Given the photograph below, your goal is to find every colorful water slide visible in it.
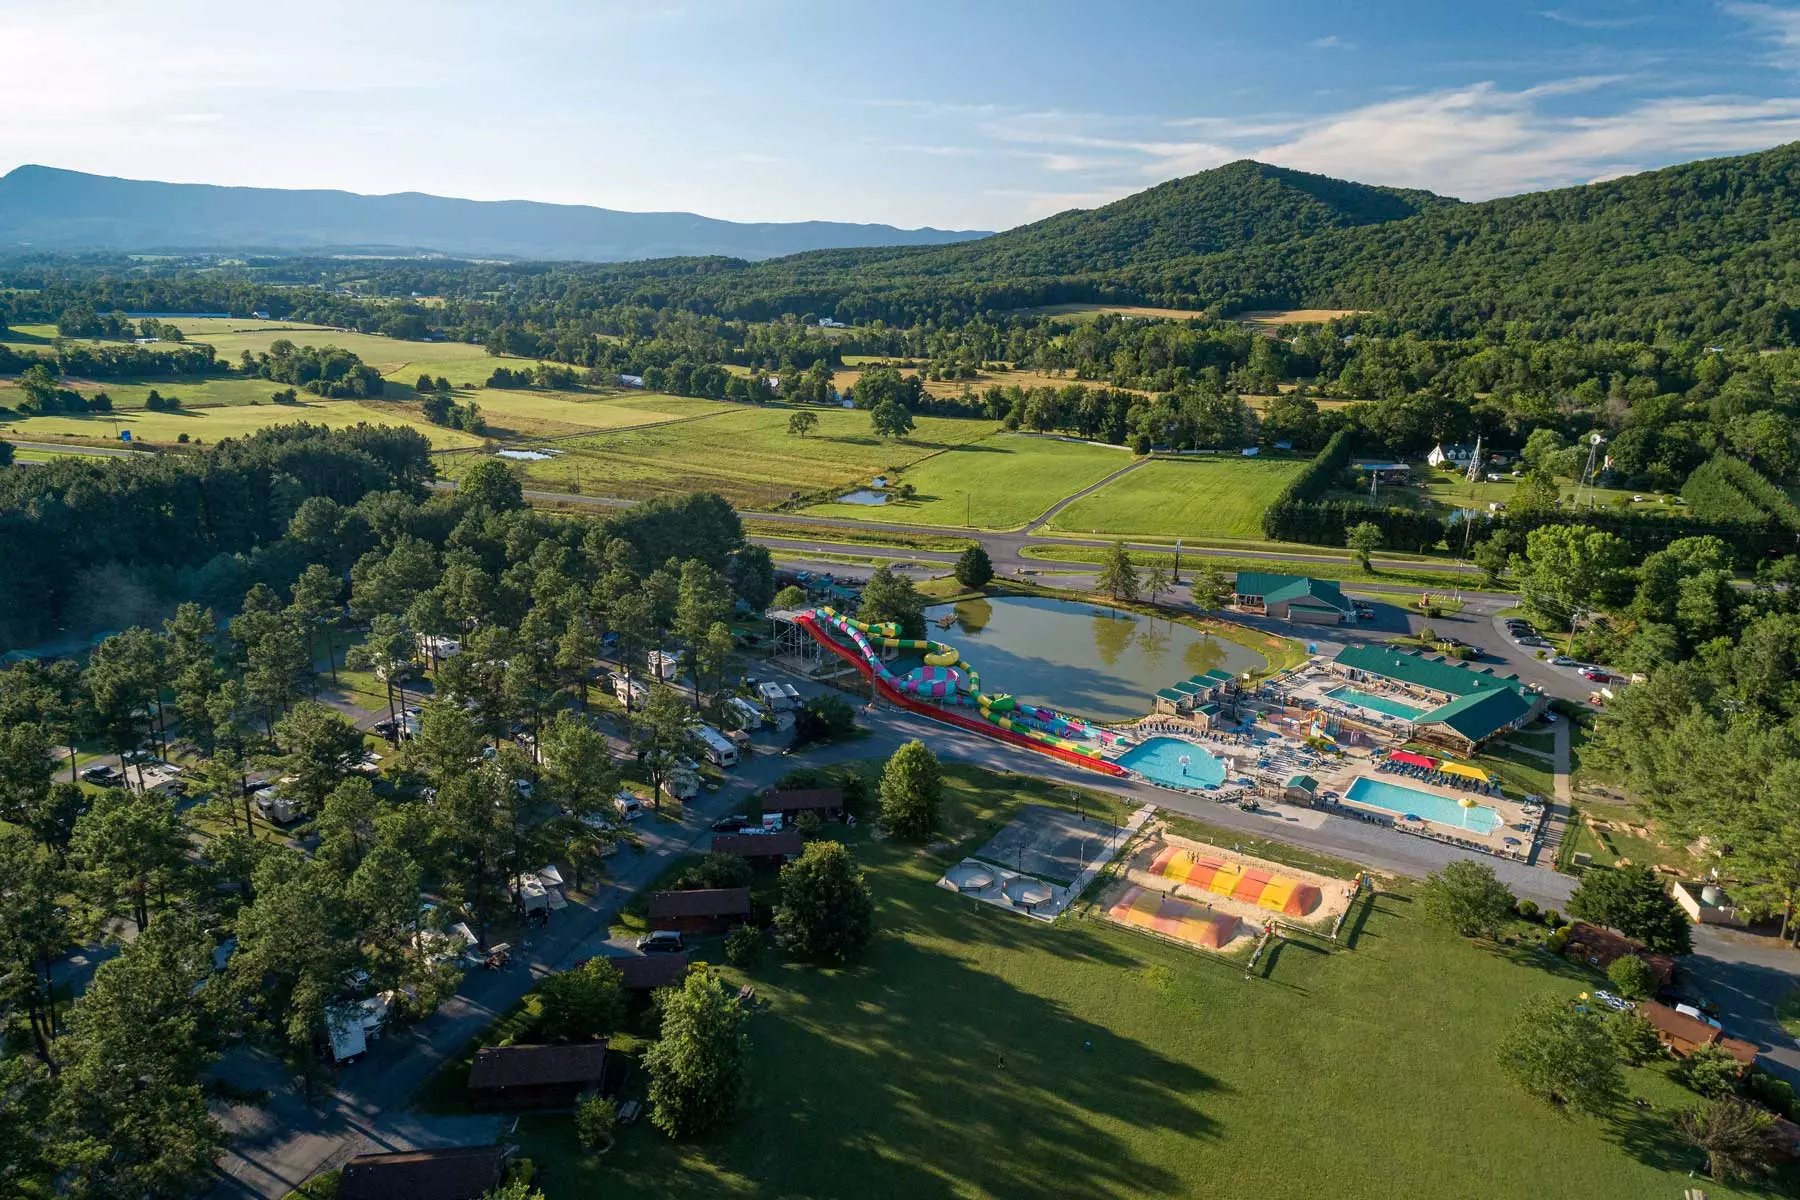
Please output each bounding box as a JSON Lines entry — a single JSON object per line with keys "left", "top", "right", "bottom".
{"left": 794, "top": 607, "right": 1129, "bottom": 777}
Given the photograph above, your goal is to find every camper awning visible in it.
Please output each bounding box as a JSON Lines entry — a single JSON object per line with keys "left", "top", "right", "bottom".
{"left": 1437, "top": 761, "right": 1491, "bottom": 782}
{"left": 1387, "top": 750, "right": 1436, "bottom": 770}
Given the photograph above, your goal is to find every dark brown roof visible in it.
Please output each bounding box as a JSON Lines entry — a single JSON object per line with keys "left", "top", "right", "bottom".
{"left": 1638, "top": 1001, "right": 1724, "bottom": 1050}
{"left": 609, "top": 953, "right": 688, "bottom": 991}
{"left": 1565, "top": 921, "right": 1677, "bottom": 979}
{"left": 648, "top": 887, "right": 751, "bottom": 920}
{"left": 338, "top": 1145, "right": 507, "bottom": 1200}
{"left": 467, "top": 1042, "right": 608, "bottom": 1092}
{"left": 1721, "top": 1035, "right": 1760, "bottom": 1066}
{"left": 764, "top": 788, "right": 843, "bottom": 811}
{"left": 711, "top": 830, "right": 804, "bottom": 858}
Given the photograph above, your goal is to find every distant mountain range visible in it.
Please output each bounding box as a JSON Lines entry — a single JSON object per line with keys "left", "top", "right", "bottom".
{"left": 0, "top": 165, "right": 991, "bottom": 261}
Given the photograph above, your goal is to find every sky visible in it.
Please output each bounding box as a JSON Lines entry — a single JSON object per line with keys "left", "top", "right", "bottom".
{"left": 5, "top": 0, "right": 1800, "bottom": 231}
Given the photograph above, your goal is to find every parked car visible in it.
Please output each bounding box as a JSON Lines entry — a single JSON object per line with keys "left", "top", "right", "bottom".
{"left": 638, "top": 930, "right": 684, "bottom": 954}
{"left": 1520, "top": 637, "right": 1552, "bottom": 649}
{"left": 80, "top": 764, "right": 123, "bottom": 786}
{"left": 1582, "top": 669, "right": 1610, "bottom": 682}
{"left": 711, "top": 814, "right": 752, "bottom": 833}
{"left": 1551, "top": 655, "right": 1577, "bottom": 666}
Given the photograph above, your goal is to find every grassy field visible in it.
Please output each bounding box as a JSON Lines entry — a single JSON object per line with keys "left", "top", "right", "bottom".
{"left": 1400, "top": 466, "right": 1682, "bottom": 520}
{"left": 1017, "top": 544, "right": 1481, "bottom": 590}
{"left": 0, "top": 397, "right": 485, "bottom": 449}
{"left": 1011, "top": 302, "right": 1213, "bottom": 321}
{"left": 510, "top": 761, "right": 1754, "bottom": 1200}
{"left": 743, "top": 519, "right": 979, "bottom": 553}
{"left": 831, "top": 362, "right": 1147, "bottom": 403}
{"left": 802, "top": 434, "right": 1131, "bottom": 529}
{"left": 446, "top": 390, "right": 737, "bottom": 439}
{"left": 439, "top": 406, "right": 999, "bottom": 508}
{"left": 1045, "top": 457, "right": 1307, "bottom": 540}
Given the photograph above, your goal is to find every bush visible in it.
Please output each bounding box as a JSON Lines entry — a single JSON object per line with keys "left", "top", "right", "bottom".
{"left": 724, "top": 922, "right": 763, "bottom": 968}
{"left": 574, "top": 1092, "right": 618, "bottom": 1153}
{"left": 1606, "top": 953, "right": 1656, "bottom": 1001}
{"left": 954, "top": 545, "right": 994, "bottom": 588}
{"left": 673, "top": 853, "right": 753, "bottom": 891}
{"left": 536, "top": 959, "right": 626, "bottom": 1043}
{"left": 792, "top": 810, "right": 822, "bottom": 839}
{"left": 1745, "top": 1066, "right": 1797, "bottom": 1120}
{"left": 1677, "top": 1044, "right": 1748, "bottom": 1099}
{"left": 774, "top": 840, "right": 875, "bottom": 963}
{"left": 1418, "top": 859, "right": 1515, "bottom": 939}
{"left": 1608, "top": 1011, "right": 1664, "bottom": 1066}
{"left": 1543, "top": 909, "right": 1563, "bottom": 928}
{"left": 1567, "top": 863, "right": 1693, "bottom": 954}
{"left": 1545, "top": 928, "right": 1570, "bottom": 954}
{"left": 1515, "top": 898, "right": 1540, "bottom": 922}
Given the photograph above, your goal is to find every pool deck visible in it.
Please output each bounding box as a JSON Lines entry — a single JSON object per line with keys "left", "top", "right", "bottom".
{"left": 1326, "top": 765, "right": 1538, "bottom": 856}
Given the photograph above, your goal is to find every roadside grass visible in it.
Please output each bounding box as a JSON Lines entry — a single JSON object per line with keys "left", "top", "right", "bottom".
{"left": 450, "top": 406, "right": 996, "bottom": 509}
{"left": 800, "top": 434, "right": 1130, "bottom": 530}
{"left": 510, "top": 759, "right": 1753, "bottom": 1200}
{"left": 742, "top": 518, "right": 978, "bottom": 554}
{"left": 1044, "top": 456, "right": 1306, "bottom": 540}
{"left": 1018, "top": 544, "right": 1481, "bottom": 590}
{"left": 1779, "top": 989, "right": 1800, "bottom": 1040}
{"left": 1498, "top": 730, "right": 1556, "bottom": 755}
{"left": 0, "top": 397, "right": 484, "bottom": 449}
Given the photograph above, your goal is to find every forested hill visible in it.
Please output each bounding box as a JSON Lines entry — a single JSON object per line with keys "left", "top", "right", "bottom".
{"left": 0, "top": 165, "right": 990, "bottom": 262}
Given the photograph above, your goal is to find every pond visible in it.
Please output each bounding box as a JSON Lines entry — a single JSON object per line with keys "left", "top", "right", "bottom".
{"left": 925, "top": 594, "right": 1265, "bottom": 723}
{"left": 495, "top": 448, "right": 560, "bottom": 461}
{"left": 836, "top": 489, "right": 889, "bottom": 505}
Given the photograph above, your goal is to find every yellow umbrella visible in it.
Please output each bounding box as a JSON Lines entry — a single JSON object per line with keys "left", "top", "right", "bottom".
{"left": 1438, "top": 761, "right": 1491, "bottom": 783}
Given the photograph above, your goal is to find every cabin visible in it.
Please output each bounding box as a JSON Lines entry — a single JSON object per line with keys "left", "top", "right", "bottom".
{"left": 710, "top": 829, "right": 804, "bottom": 866}
{"left": 1563, "top": 921, "right": 1677, "bottom": 985}
{"left": 609, "top": 953, "right": 689, "bottom": 992}
{"left": 763, "top": 788, "right": 844, "bottom": 820}
{"left": 467, "top": 1042, "right": 610, "bottom": 1110}
{"left": 1637, "top": 1001, "right": 1758, "bottom": 1071}
{"left": 1231, "top": 572, "right": 1358, "bottom": 625}
{"left": 646, "top": 887, "right": 752, "bottom": 932}
{"left": 338, "top": 1145, "right": 511, "bottom": 1200}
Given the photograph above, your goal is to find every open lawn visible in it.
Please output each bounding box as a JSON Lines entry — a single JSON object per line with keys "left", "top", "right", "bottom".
{"left": 803, "top": 434, "right": 1131, "bottom": 529}
{"left": 1044, "top": 456, "right": 1307, "bottom": 540}
{"left": 1017, "top": 544, "right": 1479, "bottom": 590}
{"left": 1237, "top": 307, "right": 1368, "bottom": 324}
{"left": 512, "top": 761, "right": 1756, "bottom": 1200}
{"left": 448, "top": 389, "right": 737, "bottom": 439}
{"left": 0, "top": 397, "right": 485, "bottom": 449}
{"left": 161, "top": 320, "right": 544, "bottom": 381}
{"left": 831, "top": 362, "right": 1147, "bottom": 403}
{"left": 1010, "top": 302, "right": 1213, "bottom": 321}
{"left": 1395, "top": 466, "right": 1683, "bottom": 520}
{"left": 440, "top": 406, "right": 998, "bottom": 508}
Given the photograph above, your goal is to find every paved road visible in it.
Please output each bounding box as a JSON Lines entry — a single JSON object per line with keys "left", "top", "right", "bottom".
{"left": 8, "top": 439, "right": 151, "bottom": 459}
{"left": 1024, "top": 454, "right": 1144, "bottom": 532}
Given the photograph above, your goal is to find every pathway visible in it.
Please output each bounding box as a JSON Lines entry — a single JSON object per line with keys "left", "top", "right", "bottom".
{"left": 1023, "top": 456, "right": 1147, "bottom": 533}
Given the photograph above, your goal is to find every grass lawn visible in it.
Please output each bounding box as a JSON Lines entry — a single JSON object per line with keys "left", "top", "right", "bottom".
{"left": 1475, "top": 744, "right": 1557, "bottom": 798}
{"left": 437, "top": 389, "right": 736, "bottom": 439}
{"left": 1400, "top": 466, "right": 1683, "bottom": 521}
{"left": 1044, "top": 457, "right": 1306, "bottom": 540}
{"left": 446, "top": 406, "right": 997, "bottom": 509}
{"left": 0, "top": 397, "right": 485, "bottom": 449}
{"left": 510, "top": 760, "right": 1758, "bottom": 1200}
{"left": 1019, "top": 544, "right": 1479, "bottom": 590}
{"left": 803, "top": 434, "right": 1130, "bottom": 530}
{"left": 743, "top": 519, "right": 978, "bottom": 553}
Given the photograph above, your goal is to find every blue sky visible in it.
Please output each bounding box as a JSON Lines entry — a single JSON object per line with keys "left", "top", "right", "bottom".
{"left": 6, "top": 0, "right": 1800, "bottom": 230}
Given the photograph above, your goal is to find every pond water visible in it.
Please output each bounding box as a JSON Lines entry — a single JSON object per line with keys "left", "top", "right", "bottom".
{"left": 495, "top": 448, "right": 559, "bottom": 461}
{"left": 926, "top": 594, "right": 1265, "bottom": 723}
{"left": 836, "top": 489, "right": 889, "bottom": 505}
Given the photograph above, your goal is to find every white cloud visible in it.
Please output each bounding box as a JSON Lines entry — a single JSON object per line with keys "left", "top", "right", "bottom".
{"left": 1308, "top": 35, "right": 1353, "bottom": 50}
{"left": 1539, "top": 8, "right": 1648, "bottom": 30}
{"left": 1729, "top": 2, "right": 1800, "bottom": 65}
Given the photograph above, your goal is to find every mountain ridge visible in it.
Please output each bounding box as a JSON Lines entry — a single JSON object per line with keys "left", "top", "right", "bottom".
{"left": 0, "top": 165, "right": 991, "bottom": 262}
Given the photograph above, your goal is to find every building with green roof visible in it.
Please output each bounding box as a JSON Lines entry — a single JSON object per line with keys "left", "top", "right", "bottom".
{"left": 1232, "top": 572, "right": 1358, "bottom": 625}
{"left": 1327, "top": 644, "right": 1545, "bottom": 751}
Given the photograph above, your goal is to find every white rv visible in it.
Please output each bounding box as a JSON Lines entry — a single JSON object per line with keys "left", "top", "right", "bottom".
{"left": 326, "top": 993, "right": 392, "bottom": 1064}
{"left": 611, "top": 673, "right": 649, "bottom": 707}
{"left": 757, "top": 681, "right": 802, "bottom": 711}
{"left": 648, "top": 648, "right": 680, "bottom": 681}
{"left": 725, "top": 696, "right": 766, "bottom": 731}
{"left": 695, "top": 724, "right": 738, "bottom": 768}
{"left": 661, "top": 758, "right": 701, "bottom": 803}
{"left": 254, "top": 779, "right": 300, "bottom": 825}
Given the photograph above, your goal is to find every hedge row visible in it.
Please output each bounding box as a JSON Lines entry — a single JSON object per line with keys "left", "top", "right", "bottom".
{"left": 1263, "top": 499, "right": 1448, "bottom": 553}
{"left": 1681, "top": 454, "right": 1800, "bottom": 532}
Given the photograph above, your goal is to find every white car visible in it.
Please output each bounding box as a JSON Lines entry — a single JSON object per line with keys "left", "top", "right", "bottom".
{"left": 1551, "top": 655, "right": 1577, "bottom": 666}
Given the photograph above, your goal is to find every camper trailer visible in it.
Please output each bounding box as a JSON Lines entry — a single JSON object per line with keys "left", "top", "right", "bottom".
{"left": 648, "top": 649, "right": 680, "bottom": 682}
{"left": 254, "top": 779, "right": 300, "bottom": 825}
{"left": 757, "top": 681, "right": 802, "bottom": 711}
{"left": 326, "top": 993, "right": 392, "bottom": 1064}
{"left": 695, "top": 725, "right": 739, "bottom": 768}
{"left": 614, "top": 791, "right": 647, "bottom": 821}
{"left": 610, "top": 673, "right": 649, "bottom": 707}
{"left": 725, "top": 696, "right": 766, "bottom": 731}
{"left": 661, "top": 758, "right": 702, "bottom": 803}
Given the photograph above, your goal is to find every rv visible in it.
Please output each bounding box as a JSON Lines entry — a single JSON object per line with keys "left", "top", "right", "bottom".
{"left": 614, "top": 791, "right": 647, "bottom": 821}
{"left": 610, "top": 673, "right": 649, "bottom": 707}
{"left": 326, "top": 993, "right": 392, "bottom": 1064}
{"left": 757, "top": 680, "right": 802, "bottom": 711}
{"left": 661, "top": 757, "right": 702, "bottom": 803}
{"left": 695, "top": 724, "right": 739, "bottom": 768}
{"left": 254, "top": 779, "right": 300, "bottom": 825}
{"left": 724, "top": 696, "right": 766, "bottom": 731}
{"left": 648, "top": 648, "right": 680, "bottom": 681}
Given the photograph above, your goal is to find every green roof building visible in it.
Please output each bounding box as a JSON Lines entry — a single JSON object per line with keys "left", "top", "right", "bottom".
{"left": 1329, "top": 644, "right": 1545, "bottom": 751}
{"left": 1232, "top": 572, "right": 1358, "bottom": 625}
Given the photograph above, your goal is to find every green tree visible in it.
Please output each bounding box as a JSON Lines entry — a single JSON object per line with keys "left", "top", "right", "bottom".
{"left": 772, "top": 584, "right": 808, "bottom": 610}
{"left": 869, "top": 398, "right": 915, "bottom": 439}
{"left": 1566, "top": 864, "right": 1692, "bottom": 954}
{"left": 954, "top": 544, "right": 995, "bottom": 589}
{"left": 774, "top": 840, "right": 875, "bottom": 964}
{"left": 1346, "top": 521, "right": 1383, "bottom": 570}
{"left": 633, "top": 685, "right": 700, "bottom": 807}
{"left": 70, "top": 789, "right": 186, "bottom": 933}
{"left": 1510, "top": 469, "right": 1564, "bottom": 517}
{"left": 1677, "top": 1043, "right": 1747, "bottom": 1099}
{"left": 879, "top": 740, "right": 942, "bottom": 841}
{"left": 0, "top": 832, "right": 69, "bottom": 1064}
{"left": 270, "top": 700, "right": 366, "bottom": 815}
{"left": 460, "top": 459, "right": 525, "bottom": 511}
{"left": 1496, "top": 996, "right": 1623, "bottom": 1116}
{"left": 537, "top": 958, "right": 628, "bottom": 1043}
{"left": 1142, "top": 563, "right": 1172, "bottom": 604}
{"left": 1675, "top": 1097, "right": 1786, "bottom": 1183}
{"left": 1607, "top": 1010, "right": 1663, "bottom": 1065}
{"left": 345, "top": 612, "right": 416, "bottom": 728}
{"left": 643, "top": 968, "right": 750, "bottom": 1138}
{"left": 1417, "top": 859, "right": 1515, "bottom": 939}
{"left": 291, "top": 563, "right": 346, "bottom": 685}
{"left": 1095, "top": 541, "right": 1140, "bottom": 603}
{"left": 1518, "top": 524, "right": 1631, "bottom": 634}
{"left": 1189, "top": 561, "right": 1230, "bottom": 612}
{"left": 574, "top": 1092, "right": 619, "bottom": 1154}
{"left": 786, "top": 410, "right": 818, "bottom": 437}
{"left": 315, "top": 777, "right": 380, "bottom": 875}
{"left": 1605, "top": 953, "right": 1656, "bottom": 1001}
{"left": 857, "top": 564, "right": 926, "bottom": 639}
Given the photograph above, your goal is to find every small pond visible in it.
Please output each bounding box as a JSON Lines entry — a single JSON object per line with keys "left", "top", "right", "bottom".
{"left": 836, "top": 489, "right": 889, "bottom": 505}
{"left": 495, "top": 448, "right": 560, "bottom": 461}
{"left": 925, "top": 594, "right": 1264, "bottom": 723}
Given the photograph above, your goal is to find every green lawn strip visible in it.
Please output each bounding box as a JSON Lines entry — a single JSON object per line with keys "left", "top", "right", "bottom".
{"left": 1474, "top": 745, "right": 1558, "bottom": 798}
{"left": 1044, "top": 456, "right": 1306, "bottom": 540}
{"left": 1497, "top": 730, "right": 1556, "bottom": 755}
{"left": 1018, "top": 543, "right": 1482, "bottom": 590}
{"left": 1779, "top": 989, "right": 1800, "bottom": 1040}
{"left": 742, "top": 518, "right": 978, "bottom": 553}
{"left": 508, "top": 757, "right": 1751, "bottom": 1200}
{"left": 994, "top": 579, "right": 1307, "bottom": 676}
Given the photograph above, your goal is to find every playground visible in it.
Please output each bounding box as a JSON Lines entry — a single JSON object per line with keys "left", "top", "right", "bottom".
{"left": 1118, "top": 831, "right": 1353, "bottom": 932}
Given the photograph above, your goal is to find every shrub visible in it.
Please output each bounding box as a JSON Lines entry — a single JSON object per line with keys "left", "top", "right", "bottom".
{"left": 673, "top": 853, "right": 753, "bottom": 892}
{"left": 954, "top": 545, "right": 995, "bottom": 588}
{"left": 1545, "top": 928, "right": 1570, "bottom": 954}
{"left": 793, "top": 810, "right": 822, "bottom": 839}
{"left": 1515, "top": 898, "right": 1540, "bottom": 922}
{"left": 1745, "top": 1066, "right": 1797, "bottom": 1120}
{"left": 1606, "top": 954, "right": 1656, "bottom": 1001}
{"left": 1677, "top": 1044, "right": 1748, "bottom": 1099}
{"left": 1543, "top": 909, "right": 1563, "bottom": 928}
{"left": 724, "top": 922, "right": 763, "bottom": 968}
{"left": 1608, "top": 1011, "right": 1664, "bottom": 1066}
{"left": 574, "top": 1092, "right": 618, "bottom": 1154}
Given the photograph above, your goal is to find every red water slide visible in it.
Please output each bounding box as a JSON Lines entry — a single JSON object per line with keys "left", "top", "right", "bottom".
{"left": 793, "top": 613, "right": 1129, "bottom": 778}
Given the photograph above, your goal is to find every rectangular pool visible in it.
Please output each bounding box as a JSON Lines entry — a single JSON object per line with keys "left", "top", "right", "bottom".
{"left": 1115, "top": 737, "right": 1227, "bottom": 789}
{"left": 1345, "top": 776, "right": 1502, "bottom": 834}
{"left": 1326, "top": 686, "right": 1425, "bottom": 720}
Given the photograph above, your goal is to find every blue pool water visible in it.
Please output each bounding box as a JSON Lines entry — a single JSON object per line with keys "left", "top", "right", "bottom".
{"left": 1326, "top": 686, "right": 1425, "bottom": 720}
{"left": 1346, "top": 776, "right": 1502, "bottom": 834}
{"left": 1116, "top": 737, "right": 1227, "bottom": 789}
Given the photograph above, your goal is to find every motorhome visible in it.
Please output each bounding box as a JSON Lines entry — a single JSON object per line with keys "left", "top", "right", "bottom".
{"left": 661, "top": 758, "right": 702, "bottom": 803}
{"left": 725, "top": 696, "right": 766, "bottom": 731}
{"left": 757, "top": 680, "right": 802, "bottom": 711}
{"left": 695, "top": 724, "right": 739, "bottom": 768}
{"left": 648, "top": 648, "right": 680, "bottom": 681}
{"left": 610, "top": 673, "right": 649, "bottom": 707}
{"left": 254, "top": 779, "right": 300, "bottom": 825}
{"left": 614, "top": 791, "right": 647, "bottom": 821}
{"left": 326, "top": 993, "right": 392, "bottom": 1064}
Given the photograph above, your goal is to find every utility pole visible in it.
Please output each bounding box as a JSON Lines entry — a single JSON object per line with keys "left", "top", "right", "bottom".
{"left": 1174, "top": 537, "right": 1182, "bottom": 584}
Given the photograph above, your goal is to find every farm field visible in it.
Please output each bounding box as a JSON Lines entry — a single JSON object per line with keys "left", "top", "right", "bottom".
{"left": 1237, "top": 307, "right": 1368, "bottom": 324}
{"left": 512, "top": 762, "right": 1752, "bottom": 1200}
{"left": 0, "top": 374, "right": 317, "bottom": 412}
{"left": 0, "top": 397, "right": 485, "bottom": 449}
{"left": 803, "top": 434, "right": 1131, "bottom": 529}
{"left": 450, "top": 389, "right": 736, "bottom": 439}
{"left": 833, "top": 360, "right": 1149, "bottom": 402}
{"left": 1045, "top": 456, "right": 1307, "bottom": 539}
{"left": 440, "top": 406, "right": 1000, "bottom": 508}
{"left": 1009, "top": 302, "right": 1213, "bottom": 321}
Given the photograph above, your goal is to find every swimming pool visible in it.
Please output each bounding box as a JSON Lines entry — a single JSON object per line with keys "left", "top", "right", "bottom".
{"left": 1115, "top": 737, "right": 1227, "bottom": 789}
{"left": 1326, "top": 686, "right": 1425, "bottom": 720}
{"left": 1345, "top": 776, "right": 1502, "bottom": 834}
